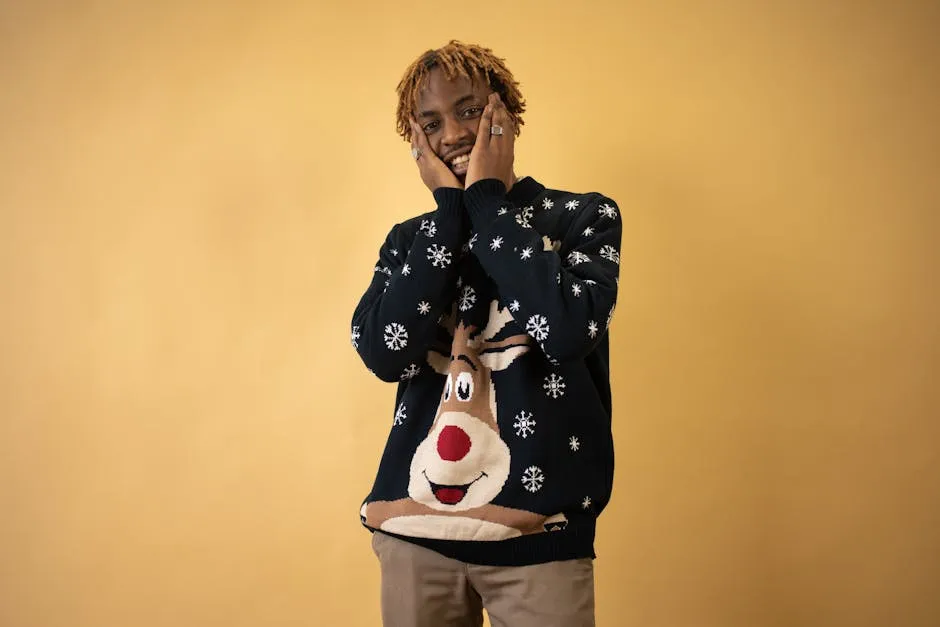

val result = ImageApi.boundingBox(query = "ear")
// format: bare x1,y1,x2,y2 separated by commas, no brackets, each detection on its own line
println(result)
480,345,529,372
542,235,560,252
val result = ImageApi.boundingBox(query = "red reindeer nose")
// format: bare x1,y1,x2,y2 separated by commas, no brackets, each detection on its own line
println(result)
437,425,471,461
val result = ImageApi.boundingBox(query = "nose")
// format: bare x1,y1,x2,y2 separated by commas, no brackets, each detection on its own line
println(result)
441,116,471,147
437,425,472,462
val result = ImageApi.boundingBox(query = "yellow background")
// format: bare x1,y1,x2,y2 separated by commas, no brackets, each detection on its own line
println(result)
1,1,937,625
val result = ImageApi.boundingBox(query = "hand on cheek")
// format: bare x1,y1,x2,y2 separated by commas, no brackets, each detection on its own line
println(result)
465,93,515,190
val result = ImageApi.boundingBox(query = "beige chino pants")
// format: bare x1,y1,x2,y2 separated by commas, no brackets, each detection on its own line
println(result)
372,532,595,627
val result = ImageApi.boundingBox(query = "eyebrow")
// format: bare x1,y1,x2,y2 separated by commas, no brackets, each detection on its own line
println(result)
417,94,478,119
456,354,478,371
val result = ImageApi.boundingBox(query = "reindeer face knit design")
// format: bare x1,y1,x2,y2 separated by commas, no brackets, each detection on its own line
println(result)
351,177,621,567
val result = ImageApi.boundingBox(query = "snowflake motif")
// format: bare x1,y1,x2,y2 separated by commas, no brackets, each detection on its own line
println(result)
384,322,408,351
567,251,591,266
515,206,535,228
426,244,452,268
544,374,566,399
468,233,479,250
417,301,431,315
588,320,599,339
520,247,533,260
385,280,390,288
572,283,582,297
584,279,598,286
582,496,592,509
598,202,619,220
542,197,554,210
556,272,561,285
374,265,392,276
401,263,411,276
350,325,361,349
569,436,581,451
401,364,421,380
582,226,595,237
526,314,550,341
599,245,620,265
458,285,477,312
490,236,504,250
513,411,536,438
497,207,509,215
390,248,399,256
509,300,521,313
566,199,580,211
393,402,407,426
419,219,437,238
521,466,545,493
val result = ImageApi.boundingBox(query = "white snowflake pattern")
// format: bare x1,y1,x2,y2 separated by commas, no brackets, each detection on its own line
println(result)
572,283,582,297
426,244,452,269
513,411,536,438
520,247,533,260
393,402,407,426
515,206,534,228
582,226,595,237
599,245,620,265
567,251,591,266
598,202,619,220
497,207,509,215
401,263,411,276
390,248,399,256
584,279,597,286
544,374,566,399
521,466,545,493
542,197,554,210
384,322,408,351
401,364,421,380
468,233,479,250
490,236,504,250
569,436,581,451
526,314,550,341
458,285,477,312
588,320,599,339
566,200,580,211
417,301,431,315
509,300,521,313
582,496,592,509
350,325,361,349
419,219,437,238
374,265,392,276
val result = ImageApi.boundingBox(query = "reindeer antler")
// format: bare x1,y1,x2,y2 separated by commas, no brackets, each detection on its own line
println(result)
481,300,515,341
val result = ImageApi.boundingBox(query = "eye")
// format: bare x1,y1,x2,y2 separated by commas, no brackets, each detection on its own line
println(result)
455,372,474,402
461,106,483,118
422,120,439,133
443,374,453,401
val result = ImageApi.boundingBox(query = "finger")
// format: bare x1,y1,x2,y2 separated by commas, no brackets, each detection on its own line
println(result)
475,103,495,149
409,119,428,160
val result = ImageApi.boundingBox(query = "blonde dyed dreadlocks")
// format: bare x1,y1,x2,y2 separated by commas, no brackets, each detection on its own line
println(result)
396,41,526,142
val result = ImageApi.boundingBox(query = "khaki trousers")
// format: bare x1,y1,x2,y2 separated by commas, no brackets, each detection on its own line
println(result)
371,532,595,627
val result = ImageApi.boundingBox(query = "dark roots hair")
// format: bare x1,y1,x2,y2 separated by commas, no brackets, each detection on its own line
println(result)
395,40,526,142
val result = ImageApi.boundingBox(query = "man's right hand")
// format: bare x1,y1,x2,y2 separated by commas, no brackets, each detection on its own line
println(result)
410,118,462,192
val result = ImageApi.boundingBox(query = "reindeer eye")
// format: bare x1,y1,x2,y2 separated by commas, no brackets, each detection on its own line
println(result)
456,372,474,401
443,374,453,401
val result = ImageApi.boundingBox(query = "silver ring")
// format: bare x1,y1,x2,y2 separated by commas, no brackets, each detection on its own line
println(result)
412,147,422,160
490,125,504,136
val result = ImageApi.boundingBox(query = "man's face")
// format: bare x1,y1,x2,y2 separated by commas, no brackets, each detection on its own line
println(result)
415,67,494,181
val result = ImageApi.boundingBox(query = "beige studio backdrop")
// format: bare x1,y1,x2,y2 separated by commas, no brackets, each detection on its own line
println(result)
1,1,938,626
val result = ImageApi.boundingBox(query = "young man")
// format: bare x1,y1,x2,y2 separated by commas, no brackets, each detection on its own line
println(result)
351,41,621,627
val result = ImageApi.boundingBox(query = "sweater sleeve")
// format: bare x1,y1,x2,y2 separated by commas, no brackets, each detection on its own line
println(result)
464,179,622,363
351,188,465,382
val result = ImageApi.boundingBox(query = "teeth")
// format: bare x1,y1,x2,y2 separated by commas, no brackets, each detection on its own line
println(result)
451,154,470,165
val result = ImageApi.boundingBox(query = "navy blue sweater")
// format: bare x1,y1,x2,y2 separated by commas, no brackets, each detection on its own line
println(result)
351,176,620,566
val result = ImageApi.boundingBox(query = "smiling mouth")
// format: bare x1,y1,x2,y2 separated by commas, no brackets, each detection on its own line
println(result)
423,471,487,505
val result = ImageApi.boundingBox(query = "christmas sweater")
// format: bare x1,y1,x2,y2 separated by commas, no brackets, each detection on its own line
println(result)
351,176,621,567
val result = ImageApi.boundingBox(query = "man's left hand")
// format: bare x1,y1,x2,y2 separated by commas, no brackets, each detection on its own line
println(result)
464,93,515,190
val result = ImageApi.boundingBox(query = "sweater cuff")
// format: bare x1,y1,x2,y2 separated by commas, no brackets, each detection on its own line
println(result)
464,179,508,217
432,186,464,217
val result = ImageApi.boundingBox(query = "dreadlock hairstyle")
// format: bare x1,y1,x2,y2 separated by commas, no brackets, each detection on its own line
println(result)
395,40,526,143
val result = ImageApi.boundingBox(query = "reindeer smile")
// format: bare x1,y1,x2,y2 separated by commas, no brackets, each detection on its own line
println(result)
423,471,487,505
